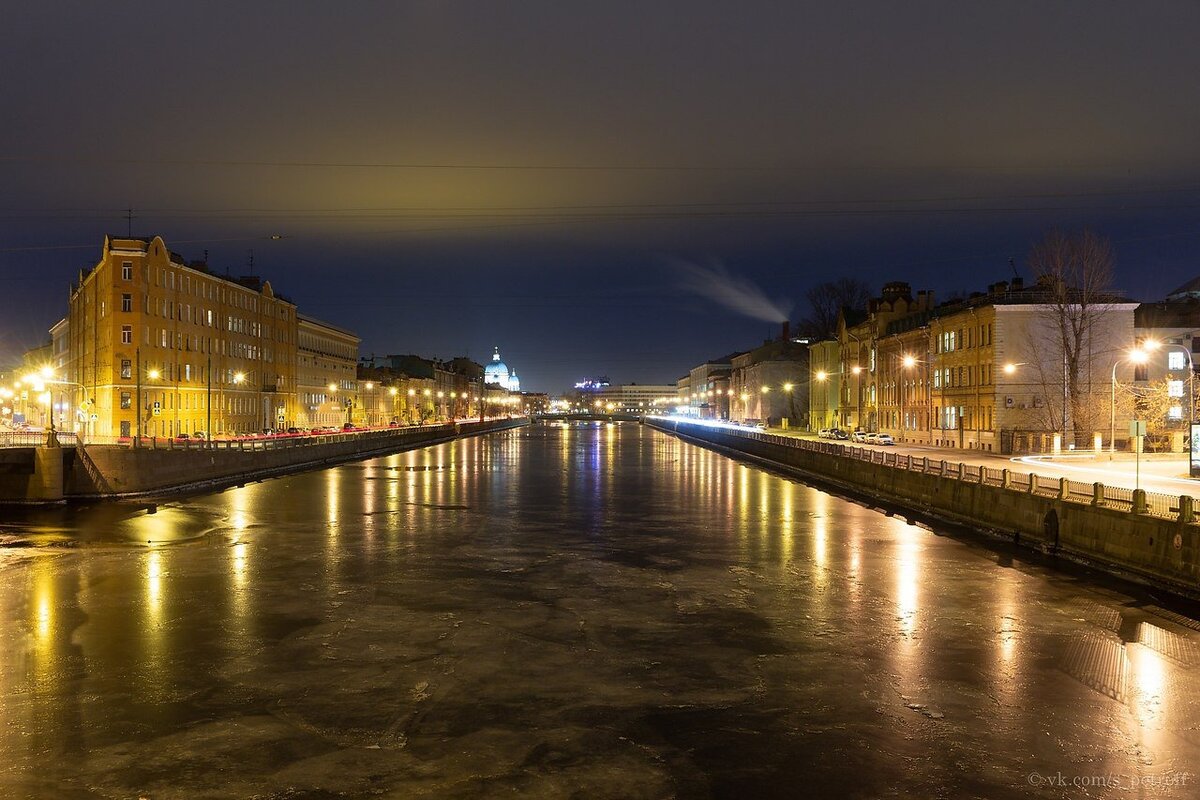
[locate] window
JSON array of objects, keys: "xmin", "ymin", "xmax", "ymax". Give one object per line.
[
  {"xmin": 121, "ymin": 325, "xmax": 133, "ymax": 344},
  {"xmin": 1134, "ymin": 364, "xmax": 1149, "ymax": 382},
  {"xmin": 121, "ymin": 359, "xmax": 132, "ymax": 379},
  {"xmin": 1169, "ymin": 380, "xmax": 1184, "ymax": 398},
  {"xmin": 121, "ymin": 261, "xmax": 133, "ymax": 280},
  {"xmin": 1169, "ymin": 352, "xmax": 1186, "ymax": 371},
  {"xmin": 120, "ymin": 392, "xmax": 132, "ymax": 409},
  {"xmin": 1169, "ymin": 405, "xmax": 1183, "ymax": 420},
  {"xmin": 121, "ymin": 293, "xmax": 132, "ymax": 312}
]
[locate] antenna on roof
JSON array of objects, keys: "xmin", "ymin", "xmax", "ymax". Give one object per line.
[
  {"xmin": 1009, "ymin": 258, "xmax": 1019, "ymax": 280},
  {"xmin": 124, "ymin": 207, "xmax": 135, "ymax": 237},
  {"xmin": 247, "ymin": 249, "xmax": 254, "ymax": 272}
]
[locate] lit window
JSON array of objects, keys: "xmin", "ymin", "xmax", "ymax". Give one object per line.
[
  {"xmin": 120, "ymin": 392, "xmax": 132, "ymax": 409},
  {"xmin": 1169, "ymin": 405, "xmax": 1183, "ymax": 420},
  {"xmin": 1169, "ymin": 380, "xmax": 1184, "ymax": 398},
  {"xmin": 121, "ymin": 359, "xmax": 132, "ymax": 379},
  {"xmin": 1169, "ymin": 352, "xmax": 1186, "ymax": 371}
]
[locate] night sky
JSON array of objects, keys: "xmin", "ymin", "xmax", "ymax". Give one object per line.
[{"xmin": 3, "ymin": 2, "xmax": 1200, "ymax": 391}]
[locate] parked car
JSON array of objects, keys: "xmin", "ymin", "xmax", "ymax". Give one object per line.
[
  {"xmin": 342, "ymin": 422, "xmax": 356, "ymax": 431},
  {"xmin": 830, "ymin": 429, "xmax": 849, "ymax": 440},
  {"xmin": 286, "ymin": 427, "xmax": 301, "ymax": 435},
  {"xmin": 864, "ymin": 432, "xmax": 880, "ymax": 444},
  {"xmin": 174, "ymin": 432, "xmax": 190, "ymax": 441},
  {"xmin": 192, "ymin": 431, "xmax": 207, "ymax": 441},
  {"xmin": 875, "ymin": 433, "xmax": 895, "ymax": 445},
  {"xmin": 388, "ymin": 420, "xmax": 401, "ymax": 428},
  {"xmin": 851, "ymin": 430, "xmax": 868, "ymax": 443}
]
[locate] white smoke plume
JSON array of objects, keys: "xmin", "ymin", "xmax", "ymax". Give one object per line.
[{"xmin": 673, "ymin": 257, "xmax": 792, "ymax": 323}]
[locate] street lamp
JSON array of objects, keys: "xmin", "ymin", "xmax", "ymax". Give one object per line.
[
  {"xmin": 899, "ymin": 355, "xmax": 916, "ymax": 443},
  {"xmin": 1110, "ymin": 348, "xmax": 1149, "ymax": 452}
]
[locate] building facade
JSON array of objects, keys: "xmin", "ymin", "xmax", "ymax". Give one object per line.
[
  {"xmin": 825, "ymin": 278, "xmax": 1139, "ymax": 451},
  {"xmin": 297, "ymin": 315, "xmax": 361, "ymax": 428},
  {"xmin": 808, "ymin": 339, "xmax": 841, "ymax": 432},
  {"xmin": 729, "ymin": 330, "xmax": 810, "ymax": 427},
  {"xmin": 63, "ymin": 236, "xmax": 300, "ymax": 439}
]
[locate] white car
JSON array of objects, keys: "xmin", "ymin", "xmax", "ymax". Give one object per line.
[{"xmin": 875, "ymin": 433, "xmax": 895, "ymax": 445}]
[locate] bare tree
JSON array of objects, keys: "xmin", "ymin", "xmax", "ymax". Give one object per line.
[
  {"xmin": 1027, "ymin": 229, "xmax": 1119, "ymax": 446},
  {"xmin": 799, "ymin": 278, "xmax": 871, "ymax": 339}
]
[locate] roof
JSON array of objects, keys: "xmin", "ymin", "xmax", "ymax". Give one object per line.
[
  {"xmin": 1168, "ymin": 276, "xmax": 1200, "ymax": 300},
  {"xmin": 298, "ymin": 314, "xmax": 360, "ymax": 340}
]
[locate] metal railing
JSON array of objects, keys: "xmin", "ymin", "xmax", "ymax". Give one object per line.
[
  {"xmin": 657, "ymin": 418, "xmax": 1196, "ymax": 524},
  {"xmin": 0, "ymin": 431, "xmax": 78, "ymax": 447}
]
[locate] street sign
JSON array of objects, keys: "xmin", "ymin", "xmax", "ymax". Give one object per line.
[
  {"xmin": 90, "ymin": 413, "xmax": 98, "ymax": 422},
  {"xmin": 1128, "ymin": 420, "xmax": 1146, "ymax": 437},
  {"xmin": 152, "ymin": 401, "xmax": 161, "ymax": 417}
]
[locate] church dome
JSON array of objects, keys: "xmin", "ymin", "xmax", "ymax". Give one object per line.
[{"xmin": 484, "ymin": 347, "xmax": 510, "ymax": 386}]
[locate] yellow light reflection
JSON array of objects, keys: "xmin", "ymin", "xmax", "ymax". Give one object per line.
[
  {"xmin": 232, "ymin": 542, "xmax": 248, "ymax": 584},
  {"xmin": 146, "ymin": 549, "xmax": 163, "ymax": 614},
  {"xmin": 1131, "ymin": 627, "xmax": 1170, "ymax": 729},
  {"xmin": 895, "ymin": 537, "xmax": 919, "ymax": 637},
  {"xmin": 30, "ymin": 558, "xmax": 57, "ymax": 690}
]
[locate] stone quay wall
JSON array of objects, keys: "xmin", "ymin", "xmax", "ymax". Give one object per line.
[
  {"xmin": 646, "ymin": 417, "xmax": 1200, "ymax": 600},
  {"xmin": 0, "ymin": 419, "xmax": 528, "ymax": 502}
]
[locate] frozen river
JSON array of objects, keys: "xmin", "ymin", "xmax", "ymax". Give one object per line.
[{"xmin": 2, "ymin": 422, "xmax": 1198, "ymax": 798}]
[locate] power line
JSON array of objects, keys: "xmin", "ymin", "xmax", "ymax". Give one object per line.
[{"xmin": 3, "ymin": 181, "xmax": 1200, "ymax": 219}]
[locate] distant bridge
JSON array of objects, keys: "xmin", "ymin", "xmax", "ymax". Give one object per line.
[{"xmin": 534, "ymin": 412, "xmax": 643, "ymax": 423}]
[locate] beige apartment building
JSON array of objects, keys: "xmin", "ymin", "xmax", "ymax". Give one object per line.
[
  {"xmin": 62, "ymin": 236, "xmax": 299, "ymax": 439},
  {"xmin": 297, "ymin": 315, "xmax": 361, "ymax": 428},
  {"xmin": 822, "ymin": 278, "xmax": 1138, "ymax": 452}
]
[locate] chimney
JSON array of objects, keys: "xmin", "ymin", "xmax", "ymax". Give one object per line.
[{"xmin": 781, "ymin": 320, "xmax": 791, "ymax": 341}]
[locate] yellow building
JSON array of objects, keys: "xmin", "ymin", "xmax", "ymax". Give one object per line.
[
  {"xmin": 297, "ymin": 315, "xmax": 360, "ymax": 428},
  {"xmin": 63, "ymin": 235, "xmax": 299, "ymax": 439}
]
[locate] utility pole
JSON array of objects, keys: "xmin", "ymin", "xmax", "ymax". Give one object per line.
[{"xmin": 206, "ymin": 353, "xmax": 212, "ymax": 447}]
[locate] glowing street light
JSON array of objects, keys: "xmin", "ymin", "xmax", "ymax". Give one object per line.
[{"xmin": 1111, "ymin": 348, "xmax": 1150, "ymax": 452}]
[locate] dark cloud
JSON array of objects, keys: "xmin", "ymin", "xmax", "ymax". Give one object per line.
[{"xmin": 3, "ymin": 2, "xmax": 1200, "ymax": 388}]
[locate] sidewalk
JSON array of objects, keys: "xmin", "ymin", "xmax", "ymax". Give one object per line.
[{"xmin": 762, "ymin": 425, "xmax": 1200, "ymax": 497}]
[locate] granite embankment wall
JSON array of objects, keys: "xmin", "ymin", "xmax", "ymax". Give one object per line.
[
  {"xmin": 647, "ymin": 418, "xmax": 1200, "ymax": 599},
  {"xmin": 0, "ymin": 419, "xmax": 527, "ymax": 502}
]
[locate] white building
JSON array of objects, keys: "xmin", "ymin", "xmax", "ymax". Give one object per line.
[{"xmin": 484, "ymin": 347, "xmax": 521, "ymax": 392}]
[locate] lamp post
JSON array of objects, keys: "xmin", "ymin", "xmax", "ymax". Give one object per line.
[
  {"xmin": 1110, "ymin": 349, "xmax": 1149, "ymax": 452},
  {"xmin": 206, "ymin": 353, "xmax": 212, "ymax": 446},
  {"xmin": 900, "ymin": 354, "xmax": 917, "ymax": 444},
  {"xmin": 145, "ymin": 365, "xmax": 162, "ymax": 441},
  {"xmin": 134, "ymin": 347, "xmax": 142, "ymax": 446},
  {"xmin": 232, "ymin": 372, "xmax": 246, "ymax": 435},
  {"xmin": 364, "ymin": 382, "xmax": 375, "ymax": 427}
]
